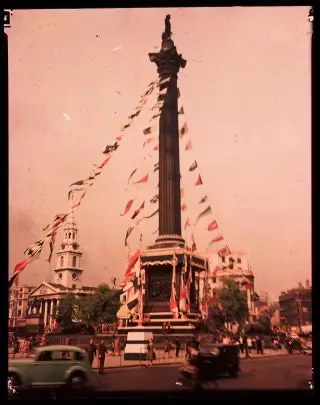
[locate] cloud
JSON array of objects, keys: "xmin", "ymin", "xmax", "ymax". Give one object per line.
[{"xmin": 63, "ymin": 112, "xmax": 71, "ymax": 121}]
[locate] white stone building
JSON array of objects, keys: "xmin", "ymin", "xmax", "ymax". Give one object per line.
[
  {"xmin": 205, "ymin": 250, "xmax": 256, "ymax": 315},
  {"xmin": 27, "ymin": 207, "xmax": 95, "ymax": 328}
]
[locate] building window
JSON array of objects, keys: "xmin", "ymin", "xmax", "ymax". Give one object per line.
[
  {"xmin": 18, "ymin": 301, "xmax": 22, "ymax": 306},
  {"xmin": 60, "ymin": 256, "xmax": 64, "ymax": 268},
  {"xmin": 72, "ymin": 256, "xmax": 77, "ymax": 267},
  {"xmin": 17, "ymin": 310, "xmax": 22, "ymax": 317},
  {"xmin": 73, "ymin": 233, "xmax": 75, "ymax": 239},
  {"xmin": 19, "ymin": 294, "xmax": 22, "ymax": 299},
  {"xmin": 221, "ymin": 256, "xmax": 225, "ymax": 263},
  {"xmin": 237, "ymin": 258, "xmax": 241, "ymax": 264},
  {"xmin": 72, "ymin": 284, "xmax": 76, "ymax": 289},
  {"xmin": 65, "ymin": 233, "xmax": 67, "ymax": 239}
]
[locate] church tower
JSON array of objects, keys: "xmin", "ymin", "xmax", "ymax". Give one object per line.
[{"xmin": 54, "ymin": 192, "xmax": 83, "ymax": 289}]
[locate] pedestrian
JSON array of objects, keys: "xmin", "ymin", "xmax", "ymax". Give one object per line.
[
  {"xmin": 111, "ymin": 335, "xmax": 116, "ymax": 356},
  {"xmin": 174, "ymin": 337, "xmax": 181, "ymax": 358},
  {"xmin": 98, "ymin": 340, "xmax": 107, "ymax": 375},
  {"xmin": 185, "ymin": 338, "xmax": 191, "ymax": 359},
  {"xmin": 146, "ymin": 338, "xmax": 155, "ymax": 367},
  {"xmin": 256, "ymin": 336, "xmax": 264, "ymax": 355},
  {"xmin": 239, "ymin": 335, "xmax": 244, "ymax": 354},
  {"xmin": 86, "ymin": 338, "xmax": 96, "ymax": 368},
  {"xmin": 164, "ymin": 338, "xmax": 171, "ymax": 358}
]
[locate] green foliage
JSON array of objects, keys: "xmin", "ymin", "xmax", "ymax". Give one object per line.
[
  {"xmin": 209, "ymin": 276, "xmax": 249, "ymax": 326},
  {"xmin": 57, "ymin": 284, "xmax": 121, "ymax": 326}
]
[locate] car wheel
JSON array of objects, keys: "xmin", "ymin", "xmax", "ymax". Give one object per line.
[
  {"xmin": 67, "ymin": 372, "xmax": 87, "ymax": 390},
  {"xmin": 228, "ymin": 365, "xmax": 238, "ymax": 378},
  {"xmin": 8, "ymin": 374, "xmax": 21, "ymax": 399}
]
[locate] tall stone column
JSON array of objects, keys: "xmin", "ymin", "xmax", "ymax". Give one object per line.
[
  {"xmin": 44, "ymin": 300, "xmax": 48, "ymax": 326},
  {"xmin": 149, "ymin": 15, "xmax": 187, "ymax": 249},
  {"xmin": 49, "ymin": 300, "xmax": 54, "ymax": 327}
]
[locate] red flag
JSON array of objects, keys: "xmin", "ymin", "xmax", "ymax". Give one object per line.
[
  {"xmin": 124, "ymin": 250, "xmax": 140, "ymax": 277},
  {"xmin": 195, "ymin": 175, "xmax": 203, "ymax": 186},
  {"xmin": 115, "ymin": 135, "xmax": 123, "ymax": 141},
  {"xmin": 131, "ymin": 201, "xmax": 145, "ymax": 220},
  {"xmin": 191, "ymin": 234, "xmax": 197, "ymax": 252},
  {"xmin": 184, "ymin": 217, "xmax": 191, "ymax": 231},
  {"xmin": 218, "ymin": 246, "xmax": 231, "ymax": 257},
  {"xmin": 153, "ymin": 145, "xmax": 159, "ymax": 151},
  {"xmin": 134, "ymin": 174, "xmax": 149, "ymax": 184},
  {"xmin": 12, "ymin": 259, "xmax": 30, "ymax": 286},
  {"xmin": 209, "ymin": 235, "xmax": 224, "ymax": 245},
  {"xmin": 181, "ymin": 202, "xmax": 187, "ymax": 211},
  {"xmin": 120, "ymin": 199, "xmax": 134, "ymax": 216},
  {"xmin": 207, "ymin": 220, "xmax": 218, "ymax": 231},
  {"xmin": 185, "ymin": 140, "xmax": 192, "ymax": 151},
  {"xmin": 94, "ymin": 156, "xmax": 111, "ymax": 169}
]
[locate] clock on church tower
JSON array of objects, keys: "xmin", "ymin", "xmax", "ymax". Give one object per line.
[{"xmin": 53, "ymin": 205, "xmax": 84, "ymax": 289}]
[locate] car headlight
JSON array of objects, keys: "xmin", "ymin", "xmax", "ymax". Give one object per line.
[{"xmin": 210, "ymin": 348, "xmax": 219, "ymax": 356}]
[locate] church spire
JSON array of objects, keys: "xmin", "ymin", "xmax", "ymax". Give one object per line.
[{"xmin": 54, "ymin": 192, "xmax": 83, "ymax": 288}]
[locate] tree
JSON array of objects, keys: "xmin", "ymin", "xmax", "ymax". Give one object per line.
[
  {"xmin": 209, "ymin": 277, "xmax": 249, "ymax": 328},
  {"xmin": 56, "ymin": 283, "xmax": 121, "ymax": 326}
]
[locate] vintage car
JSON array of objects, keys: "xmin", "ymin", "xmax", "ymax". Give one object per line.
[{"xmin": 8, "ymin": 345, "xmax": 95, "ymax": 397}]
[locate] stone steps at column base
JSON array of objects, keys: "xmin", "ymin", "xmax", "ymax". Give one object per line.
[
  {"xmin": 147, "ymin": 312, "xmax": 199, "ymax": 320},
  {"xmin": 117, "ymin": 325, "xmax": 196, "ymax": 335}
]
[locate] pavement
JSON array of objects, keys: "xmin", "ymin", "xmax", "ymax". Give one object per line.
[{"xmin": 9, "ymin": 348, "xmax": 301, "ymax": 370}]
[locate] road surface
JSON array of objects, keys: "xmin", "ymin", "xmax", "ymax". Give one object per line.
[
  {"xmin": 18, "ymin": 355, "xmax": 312, "ymax": 399},
  {"xmin": 94, "ymin": 354, "xmax": 312, "ymax": 391}
]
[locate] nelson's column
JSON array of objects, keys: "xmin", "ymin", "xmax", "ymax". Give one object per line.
[{"xmin": 140, "ymin": 16, "xmax": 207, "ymax": 314}]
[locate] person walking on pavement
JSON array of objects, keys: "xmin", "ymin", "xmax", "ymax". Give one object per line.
[
  {"xmin": 146, "ymin": 338, "xmax": 155, "ymax": 367},
  {"xmin": 98, "ymin": 340, "xmax": 107, "ymax": 375},
  {"xmin": 256, "ymin": 335, "xmax": 264, "ymax": 355},
  {"xmin": 174, "ymin": 337, "xmax": 181, "ymax": 358},
  {"xmin": 86, "ymin": 338, "xmax": 97, "ymax": 369}
]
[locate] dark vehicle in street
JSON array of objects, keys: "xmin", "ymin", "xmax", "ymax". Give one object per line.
[{"xmin": 175, "ymin": 343, "xmax": 240, "ymax": 390}]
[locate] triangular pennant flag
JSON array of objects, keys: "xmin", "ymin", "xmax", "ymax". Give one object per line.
[
  {"xmin": 94, "ymin": 156, "xmax": 111, "ymax": 169},
  {"xmin": 184, "ymin": 217, "xmax": 191, "ymax": 231},
  {"xmin": 191, "ymin": 233, "xmax": 197, "ymax": 252},
  {"xmin": 144, "ymin": 209, "xmax": 159, "ymax": 219},
  {"xmin": 178, "ymin": 106, "xmax": 184, "ymax": 115},
  {"xmin": 133, "ymin": 174, "xmax": 148, "ymax": 184},
  {"xmin": 70, "ymin": 180, "xmax": 85, "ymax": 187},
  {"xmin": 218, "ymin": 245, "xmax": 231, "ymax": 257},
  {"xmin": 120, "ymin": 199, "xmax": 134, "ymax": 216},
  {"xmin": 194, "ymin": 206, "xmax": 212, "ymax": 225},
  {"xmin": 153, "ymin": 145, "xmax": 159, "ymax": 151},
  {"xmin": 185, "ymin": 140, "xmax": 192, "ymax": 150},
  {"xmin": 150, "ymin": 194, "xmax": 159, "ymax": 204},
  {"xmin": 195, "ymin": 175, "xmax": 203, "ymax": 186},
  {"xmin": 199, "ymin": 195, "xmax": 208, "ymax": 204},
  {"xmin": 209, "ymin": 235, "xmax": 224, "ymax": 245},
  {"xmin": 207, "ymin": 220, "xmax": 218, "ymax": 231},
  {"xmin": 131, "ymin": 201, "xmax": 145, "ymax": 220},
  {"xmin": 153, "ymin": 162, "xmax": 159, "ymax": 172},
  {"xmin": 179, "ymin": 122, "xmax": 188, "ymax": 137},
  {"xmin": 125, "ymin": 226, "xmax": 134, "ymax": 246},
  {"xmin": 189, "ymin": 161, "xmax": 198, "ymax": 172},
  {"xmin": 159, "ymin": 77, "xmax": 170, "ymax": 86},
  {"xmin": 128, "ymin": 168, "xmax": 138, "ymax": 184},
  {"xmin": 103, "ymin": 142, "xmax": 119, "ymax": 154},
  {"xmin": 181, "ymin": 202, "xmax": 188, "ymax": 212},
  {"xmin": 143, "ymin": 126, "xmax": 156, "ymax": 135}
]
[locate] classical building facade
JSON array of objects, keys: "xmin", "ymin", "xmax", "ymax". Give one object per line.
[
  {"xmin": 27, "ymin": 208, "xmax": 95, "ymax": 328},
  {"xmin": 279, "ymin": 280, "xmax": 312, "ymax": 328}
]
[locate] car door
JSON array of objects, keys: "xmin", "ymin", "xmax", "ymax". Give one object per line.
[{"xmin": 30, "ymin": 350, "xmax": 72, "ymax": 387}]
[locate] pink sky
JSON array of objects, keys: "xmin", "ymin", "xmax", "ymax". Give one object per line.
[{"xmin": 8, "ymin": 7, "xmax": 311, "ymax": 301}]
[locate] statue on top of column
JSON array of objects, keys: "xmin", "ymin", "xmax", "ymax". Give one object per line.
[{"xmin": 162, "ymin": 14, "xmax": 172, "ymax": 39}]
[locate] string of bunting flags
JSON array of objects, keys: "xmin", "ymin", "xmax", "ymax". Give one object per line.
[
  {"xmin": 178, "ymin": 91, "xmax": 231, "ymax": 259},
  {"xmin": 9, "ymin": 77, "xmax": 163, "ymax": 289}
]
